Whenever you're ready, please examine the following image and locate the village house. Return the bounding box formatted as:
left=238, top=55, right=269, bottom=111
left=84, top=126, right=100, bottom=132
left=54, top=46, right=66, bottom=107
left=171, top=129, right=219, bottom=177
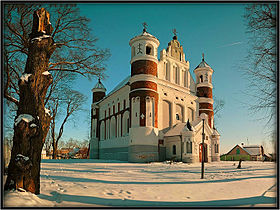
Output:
left=221, top=144, right=265, bottom=161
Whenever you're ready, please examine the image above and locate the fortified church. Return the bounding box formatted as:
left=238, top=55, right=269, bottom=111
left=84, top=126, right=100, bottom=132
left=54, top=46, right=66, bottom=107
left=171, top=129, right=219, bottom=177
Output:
left=89, top=25, right=220, bottom=163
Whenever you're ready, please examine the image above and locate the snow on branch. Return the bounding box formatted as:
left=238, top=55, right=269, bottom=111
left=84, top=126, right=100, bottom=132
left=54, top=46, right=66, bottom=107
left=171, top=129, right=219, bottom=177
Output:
left=45, top=108, right=51, bottom=116
left=42, top=71, right=51, bottom=75
left=15, top=154, right=29, bottom=162
left=15, top=114, right=34, bottom=126
left=31, top=35, right=51, bottom=43
left=30, top=123, right=37, bottom=128
left=20, top=74, right=32, bottom=83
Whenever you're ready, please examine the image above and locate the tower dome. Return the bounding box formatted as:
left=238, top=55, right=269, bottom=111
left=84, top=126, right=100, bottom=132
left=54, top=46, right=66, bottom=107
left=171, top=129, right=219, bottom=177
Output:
left=92, top=78, right=106, bottom=103
left=129, top=23, right=160, bottom=64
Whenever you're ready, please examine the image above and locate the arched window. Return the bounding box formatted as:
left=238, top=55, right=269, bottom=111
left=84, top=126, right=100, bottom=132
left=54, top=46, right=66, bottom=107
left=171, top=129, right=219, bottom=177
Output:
left=100, top=121, right=105, bottom=140
left=175, top=66, right=180, bottom=84
left=200, top=75, right=203, bottom=83
left=146, top=45, right=152, bottom=55
left=165, top=62, right=170, bottom=81
left=162, top=100, right=171, bottom=129
left=183, top=71, right=187, bottom=87
left=122, top=111, right=130, bottom=136
left=110, top=117, right=116, bottom=138
left=188, top=107, right=194, bottom=121
left=173, top=145, right=176, bottom=155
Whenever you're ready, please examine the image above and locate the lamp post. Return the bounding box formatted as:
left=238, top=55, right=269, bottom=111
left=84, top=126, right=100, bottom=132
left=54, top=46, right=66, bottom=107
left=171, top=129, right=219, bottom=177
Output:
left=200, top=113, right=207, bottom=179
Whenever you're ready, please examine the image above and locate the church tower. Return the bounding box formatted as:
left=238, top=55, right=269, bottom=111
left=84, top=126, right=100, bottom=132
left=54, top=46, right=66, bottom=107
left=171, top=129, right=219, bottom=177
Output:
left=128, top=23, right=160, bottom=162
left=194, top=54, right=214, bottom=128
left=89, top=78, right=106, bottom=159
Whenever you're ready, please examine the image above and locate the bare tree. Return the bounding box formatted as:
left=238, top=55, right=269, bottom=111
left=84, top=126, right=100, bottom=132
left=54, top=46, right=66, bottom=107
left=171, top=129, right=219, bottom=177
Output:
left=49, top=90, right=86, bottom=159
left=213, top=96, right=225, bottom=128
left=4, top=4, right=109, bottom=123
left=43, top=132, right=52, bottom=157
left=4, top=8, right=56, bottom=194
left=3, top=4, right=109, bottom=194
left=243, top=4, right=276, bottom=129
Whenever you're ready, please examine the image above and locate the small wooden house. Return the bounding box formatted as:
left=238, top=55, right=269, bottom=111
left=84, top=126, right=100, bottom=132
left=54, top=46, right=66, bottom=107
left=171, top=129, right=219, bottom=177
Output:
left=221, top=144, right=264, bottom=161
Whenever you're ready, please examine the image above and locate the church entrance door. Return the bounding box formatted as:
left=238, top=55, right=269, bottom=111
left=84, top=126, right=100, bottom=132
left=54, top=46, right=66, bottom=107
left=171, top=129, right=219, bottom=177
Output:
left=199, top=143, right=208, bottom=162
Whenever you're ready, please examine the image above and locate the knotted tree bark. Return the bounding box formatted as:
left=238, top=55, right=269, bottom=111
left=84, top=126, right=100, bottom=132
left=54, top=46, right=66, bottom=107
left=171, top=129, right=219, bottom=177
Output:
left=4, top=8, right=56, bottom=194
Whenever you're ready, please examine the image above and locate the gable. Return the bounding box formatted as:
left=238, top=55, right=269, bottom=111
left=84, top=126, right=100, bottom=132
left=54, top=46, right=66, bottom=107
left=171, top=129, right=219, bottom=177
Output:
left=227, top=145, right=250, bottom=156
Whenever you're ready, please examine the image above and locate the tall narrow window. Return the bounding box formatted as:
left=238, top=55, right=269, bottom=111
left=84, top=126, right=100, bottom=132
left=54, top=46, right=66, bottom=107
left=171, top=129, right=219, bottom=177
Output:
left=146, top=46, right=152, bottom=55
left=173, top=145, right=176, bottom=155
left=184, top=71, right=187, bottom=87
left=165, top=62, right=170, bottom=81
left=200, top=75, right=203, bottom=83
left=187, top=141, right=192, bottom=153
left=175, top=66, right=180, bottom=84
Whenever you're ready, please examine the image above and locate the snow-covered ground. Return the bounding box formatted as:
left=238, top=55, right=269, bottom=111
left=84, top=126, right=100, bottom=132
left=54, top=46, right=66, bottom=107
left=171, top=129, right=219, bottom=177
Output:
left=3, top=160, right=277, bottom=207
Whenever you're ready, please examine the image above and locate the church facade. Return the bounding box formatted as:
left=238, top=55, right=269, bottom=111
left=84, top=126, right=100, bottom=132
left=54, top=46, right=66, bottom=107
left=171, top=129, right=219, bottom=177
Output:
left=89, top=27, right=220, bottom=163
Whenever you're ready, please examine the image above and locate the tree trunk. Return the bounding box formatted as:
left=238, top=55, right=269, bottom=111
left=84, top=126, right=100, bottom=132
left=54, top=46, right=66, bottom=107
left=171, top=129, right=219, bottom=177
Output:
left=4, top=8, right=56, bottom=194
left=52, top=141, right=58, bottom=159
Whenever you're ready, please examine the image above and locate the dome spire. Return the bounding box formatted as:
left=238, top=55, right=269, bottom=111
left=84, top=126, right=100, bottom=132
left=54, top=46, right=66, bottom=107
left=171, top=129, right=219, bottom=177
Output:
left=202, top=52, right=205, bottom=61
left=142, top=22, right=148, bottom=33
left=172, top=28, right=178, bottom=40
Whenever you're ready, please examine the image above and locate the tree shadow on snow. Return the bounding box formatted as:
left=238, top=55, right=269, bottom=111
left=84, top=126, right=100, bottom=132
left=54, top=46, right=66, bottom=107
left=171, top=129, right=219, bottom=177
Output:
left=38, top=191, right=276, bottom=207
left=144, top=167, right=276, bottom=174
left=40, top=174, right=276, bottom=185
left=42, top=168, right=109, bottom=174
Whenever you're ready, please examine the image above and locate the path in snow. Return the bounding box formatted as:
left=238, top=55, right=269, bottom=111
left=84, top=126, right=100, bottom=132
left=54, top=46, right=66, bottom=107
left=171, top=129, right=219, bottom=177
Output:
left=3, top=160, right=277, bottom=207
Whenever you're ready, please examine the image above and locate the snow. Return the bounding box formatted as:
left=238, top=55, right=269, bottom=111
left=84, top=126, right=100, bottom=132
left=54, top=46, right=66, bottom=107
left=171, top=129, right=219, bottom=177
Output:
left=31, top=35, right=51, bottom=42
left=15, top=154, right=29, bottom=162
left=15, top=114, right=34, bottom=126
left=30, top=123, right=37, bottom=128
left=42, top=71, right=51, bottom=75
left=45, top=108, right=51, bottom=116
left=3, top=160, right=277, bottom=207
left=4, top=190, right=55, bottom=207
left=20, top=73, right=32, bottom=82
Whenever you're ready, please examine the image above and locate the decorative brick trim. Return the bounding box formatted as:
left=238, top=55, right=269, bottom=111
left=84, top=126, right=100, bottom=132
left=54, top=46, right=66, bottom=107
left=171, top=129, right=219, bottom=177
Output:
left=199, top=103, right=213, bottom=110
left=197, top=87, right=213, bottom=98
left=131, top=60, right=157, bottom=76
left=130, top=81, right=157, bottom=91
left=129, top=90, right=158, bottom=128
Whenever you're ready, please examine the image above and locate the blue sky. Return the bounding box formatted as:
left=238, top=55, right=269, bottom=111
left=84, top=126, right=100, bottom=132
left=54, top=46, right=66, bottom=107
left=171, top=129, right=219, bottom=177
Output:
left=59, top=3, right=274, bottom=154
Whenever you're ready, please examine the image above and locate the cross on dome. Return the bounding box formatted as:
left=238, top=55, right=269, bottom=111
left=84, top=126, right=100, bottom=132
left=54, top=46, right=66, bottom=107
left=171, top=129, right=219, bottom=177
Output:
left=142, top=22, right=148, bottom=32
left=173, top=28, right=177, bottom=36
left=202, top=53, right=205, bottom=61
left=172, top=28, right=178, bottom=40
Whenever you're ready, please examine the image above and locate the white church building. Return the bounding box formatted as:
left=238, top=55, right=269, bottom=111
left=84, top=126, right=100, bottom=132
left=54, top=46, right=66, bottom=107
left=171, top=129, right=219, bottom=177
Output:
left=89, top=26, right=220, bottom=163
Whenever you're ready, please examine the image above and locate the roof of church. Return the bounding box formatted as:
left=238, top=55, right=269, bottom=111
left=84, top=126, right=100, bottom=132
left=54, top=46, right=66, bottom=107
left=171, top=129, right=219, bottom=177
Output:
left=212, top=128, right=220, bottom=136
left=131, top=30, right=158, bottom=41
left=107, top=75, right=130, bottom=96
left=164, top=122, right=186, bottom=137
left=195, top=60, right=211, bottom=69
